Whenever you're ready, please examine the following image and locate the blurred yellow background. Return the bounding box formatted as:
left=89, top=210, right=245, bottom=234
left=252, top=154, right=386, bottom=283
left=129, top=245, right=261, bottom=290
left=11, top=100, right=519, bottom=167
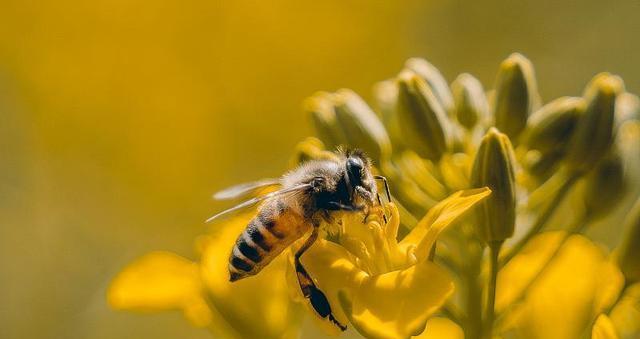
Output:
left=0, top=1, right=638, bottom=338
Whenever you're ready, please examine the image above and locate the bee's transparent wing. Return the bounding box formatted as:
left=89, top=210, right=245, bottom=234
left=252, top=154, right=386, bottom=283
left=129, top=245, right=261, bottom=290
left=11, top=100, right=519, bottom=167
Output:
left=205, top=183, right=312, bottom=223
left=213, top=178, right=282, bottom=200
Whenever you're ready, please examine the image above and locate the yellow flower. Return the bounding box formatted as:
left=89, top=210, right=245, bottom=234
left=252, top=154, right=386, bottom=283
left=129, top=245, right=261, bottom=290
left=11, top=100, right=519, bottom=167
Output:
left=291, top=188, right=491, bottom=339
left=108, top=213, right=302, bottom=339
left=592, top=314, right=620, bottom=339
left=496, top=232, right=625, bottom=339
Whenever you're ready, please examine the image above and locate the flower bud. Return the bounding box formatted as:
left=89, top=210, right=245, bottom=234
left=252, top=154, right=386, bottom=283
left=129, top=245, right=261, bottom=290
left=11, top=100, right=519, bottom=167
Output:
left=582, top=152, right=626, bottom=219
left=306, top=90, right=392, bottom=161
left=374, top=80, right=406, bottom=152
left=333, top=89, right=392, bottom=161
left=470, top=128, right=517, bottom=243
left=614, top=92, right=640, bottom=131
left=451, top=73, right=490, bottom=130
left=493, top=53, right=539, bottom=141
left=617, top=198, right=640, bottom=283
left=566, top=73, right=624, bottom=173
left=395, top=70, right=451, bottom=161
left=525, top=97, right=583, bottom=154
left=306, top=92, right=348, bottom=150
left=405, top=58, right=454, bottom=115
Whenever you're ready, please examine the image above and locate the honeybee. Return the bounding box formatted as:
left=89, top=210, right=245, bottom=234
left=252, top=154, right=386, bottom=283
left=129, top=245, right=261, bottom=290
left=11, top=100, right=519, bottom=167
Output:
left=206, top=149, right=391, bottom=331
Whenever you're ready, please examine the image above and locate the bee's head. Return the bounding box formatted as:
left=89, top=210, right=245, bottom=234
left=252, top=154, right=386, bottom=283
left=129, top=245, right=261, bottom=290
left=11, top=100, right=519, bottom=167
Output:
left=344, top=150, right=376, bottom=203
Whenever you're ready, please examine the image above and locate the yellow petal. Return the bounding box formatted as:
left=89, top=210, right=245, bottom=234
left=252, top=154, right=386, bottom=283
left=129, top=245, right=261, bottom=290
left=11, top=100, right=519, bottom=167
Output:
left=200, top=213, right=302, bottom=339
left=592, top=314, right=620, bottom=339
left=609, top=283, right=640, bottom=339
left=299, top=238, right=370, bottom=333
left=497, top=232, right=625, bottom=339
left=401, top=187, right=491, bottom=261
left=107, top=251, right=212, bottom=327
left=412, top=317, right=464, bottom=339
left=346, top=260, right=454, bottom=339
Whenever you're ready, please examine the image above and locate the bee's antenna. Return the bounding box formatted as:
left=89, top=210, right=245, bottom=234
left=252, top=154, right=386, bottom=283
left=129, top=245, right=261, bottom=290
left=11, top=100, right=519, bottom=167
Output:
left=376, top=193, right=388, bottom=224
left=374, top=175, right=391, bottom=203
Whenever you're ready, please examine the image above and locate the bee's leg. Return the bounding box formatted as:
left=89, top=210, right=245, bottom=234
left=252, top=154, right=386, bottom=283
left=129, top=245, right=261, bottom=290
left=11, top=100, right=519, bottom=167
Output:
left=295, top=227, right=347, bottom=331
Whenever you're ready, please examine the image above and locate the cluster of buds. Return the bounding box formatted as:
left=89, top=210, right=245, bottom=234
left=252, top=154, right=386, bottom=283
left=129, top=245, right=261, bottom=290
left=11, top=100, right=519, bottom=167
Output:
left=306, top=53, right=640, bottom=338
left=108, top=53, right=640, bottom=339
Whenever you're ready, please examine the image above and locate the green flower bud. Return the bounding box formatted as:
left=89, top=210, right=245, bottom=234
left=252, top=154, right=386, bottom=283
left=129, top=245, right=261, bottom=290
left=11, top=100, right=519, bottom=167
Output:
left=306, top=90, right=392, bottom=161
left=451, top=73, right=489, bottom=130
left=582, top=152, right=626, bottom=219
left=471, top=128, right=517, bottom=243
left=525, top=97, right=583, bottom=154
left=374, top=80, right=406, bottom=152
left=566, top=73, right=624, bottom=173
left=306, top=92, right=348, bottom=150
left=396, top=70, right=451, bottom=161
left=405, top=58, right=454, bottom=115
left=493, top=53, right=539, bottom=141
left=333, top=89, right=392, bottom=161
left=617, top=198, right=640, bottom=283
left=615, top=92, right=640, bottom=131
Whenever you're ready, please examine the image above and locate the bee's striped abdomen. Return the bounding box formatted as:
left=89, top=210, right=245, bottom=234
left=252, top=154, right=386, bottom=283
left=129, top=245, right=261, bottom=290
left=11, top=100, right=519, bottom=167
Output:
left=228, top=199, right=311, bottom=282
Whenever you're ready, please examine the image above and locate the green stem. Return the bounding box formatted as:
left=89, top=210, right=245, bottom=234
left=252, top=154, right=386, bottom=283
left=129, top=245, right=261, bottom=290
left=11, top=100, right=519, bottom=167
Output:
left=500, top=174, right=579, bottom=266
left=464, top=244, right=483, bottom=339
left=484, top=241, right=502, bottom=339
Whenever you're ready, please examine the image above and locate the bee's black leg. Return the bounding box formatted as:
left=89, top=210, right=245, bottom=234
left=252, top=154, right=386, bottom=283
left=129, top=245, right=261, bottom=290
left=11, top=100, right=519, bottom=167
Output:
left=295, top=227, right=347, bottom=331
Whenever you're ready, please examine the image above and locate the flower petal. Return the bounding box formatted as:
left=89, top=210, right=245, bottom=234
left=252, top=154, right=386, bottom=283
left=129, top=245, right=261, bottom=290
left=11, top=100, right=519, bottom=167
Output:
left=592, top=314, right=620, bottom=339
left=412, top=317, right=464, bottom=339
left=298, top=238, right=369, bottom=333
left=401, top=187, right=491, bottom=261
left=497, top=232, right=625, bottom=339
left=609, top=283, right=640, bottom=339
left=346, top=260, right=454, bottom=339
left=107, top=251, right=212, bottom=327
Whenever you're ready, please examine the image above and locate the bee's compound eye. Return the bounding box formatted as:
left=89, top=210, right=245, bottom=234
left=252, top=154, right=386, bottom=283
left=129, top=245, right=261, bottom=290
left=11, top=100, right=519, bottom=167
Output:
left=311, top=177, right=325, bottom=188
left=347, top=157, right=364, bottom=173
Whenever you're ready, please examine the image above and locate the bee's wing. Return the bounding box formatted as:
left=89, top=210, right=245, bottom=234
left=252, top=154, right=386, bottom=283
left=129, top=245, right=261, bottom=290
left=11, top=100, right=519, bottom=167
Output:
left=205, top=183, right=312, bottom=223
left=213, top=178, right=282, bottom=200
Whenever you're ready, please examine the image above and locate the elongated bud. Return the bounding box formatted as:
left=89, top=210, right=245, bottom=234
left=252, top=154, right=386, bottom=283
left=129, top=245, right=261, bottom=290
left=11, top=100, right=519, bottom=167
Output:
left=451, top=73, right=489, bottom=129
left=374, top=80, right=406, bottom=152
left=617, top=198, right=640, bottom=283
left=306, top=90, right=392, bottom=161
left=582, top=152, right=626, bottom=219
left=566, top=73, right=624, bottom=173
left=471, top=128, right=517, bottom=243
left=405, top=58, right=455, bottom=115
left=614, top=92, right=640, bottom=131
left=333, top=89, right=392, bottom=160
left=396, top=70, right=450, bottom=161
left=306, top=92, right=348, bottom=150
left=493, top=53, right=539, bottom=141
left=525, top=97, right=583, bottom=154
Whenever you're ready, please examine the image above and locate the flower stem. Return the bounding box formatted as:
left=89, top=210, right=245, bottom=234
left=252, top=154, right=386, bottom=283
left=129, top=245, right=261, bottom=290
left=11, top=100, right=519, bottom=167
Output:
left=465, top=254, right=483, bottom=339
left=484, top=241, right=502, bottom=339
